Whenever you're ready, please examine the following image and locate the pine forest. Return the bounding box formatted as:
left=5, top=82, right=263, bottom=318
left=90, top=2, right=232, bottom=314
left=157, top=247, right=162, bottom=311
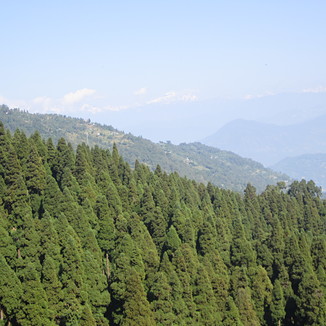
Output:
left=0, top=120, right=325, bottom=326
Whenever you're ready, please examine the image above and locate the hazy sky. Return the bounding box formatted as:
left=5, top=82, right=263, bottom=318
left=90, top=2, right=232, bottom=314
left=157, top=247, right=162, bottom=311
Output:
left=1, top=1, right=326, bottom=142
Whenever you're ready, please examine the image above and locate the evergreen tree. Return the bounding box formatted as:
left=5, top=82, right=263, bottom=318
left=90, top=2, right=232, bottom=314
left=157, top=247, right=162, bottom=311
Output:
left=270, top=279, right=286, bottom=326
left=128, top=213, right=160, bottom=288
left=82, top=250, right=111, bottom=323
left=12, top=129, right=29, bottom=168
left=147, top=206, right=168, bottom=252
left=222, top=296, right=244, bottom=326
left=230, top=212, right=256, bottom=268
left=25, top=144, right=46, bottom=215
left=159, top=252, right=190, bottom=324
left=296, top=270, right=326, bottom=325
left=0, top=224, right=16, bottom=267
left=0, top=255, right=22, bottom=324
left=41, top=255, right=63, bottom=323
left=43, top=174, right=64, bottom=218
left=121, top=268, right=156, bottom=326
left=235, top=287, right=260, bottom=326
left=94, top=194, right=116, bottom=258
left=193, top=265, right=221, bottom=325
left=60, top=234, right=87, bottom=324
left=164, top=225, right=182, bottom=258
left=29, top=131, right=47, bottom=162
left=16, top=262, right=53, bottom=326
left=149, top=271, right=176, bottom=325
left=249, top=266, right=273, bottom=324
left=80, top=304, right=97, bottom=326
left=46, top=138, right=56, bottom=170
left=52, top=138, right=74, bottom=187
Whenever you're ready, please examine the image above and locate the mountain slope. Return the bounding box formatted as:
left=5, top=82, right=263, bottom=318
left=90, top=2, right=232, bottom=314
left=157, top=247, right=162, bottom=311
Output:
left=0, top=105, right=290, bottom=192
left=202, top=116, right=326, bottom=166
left=272, top=153, right=326, bottom=191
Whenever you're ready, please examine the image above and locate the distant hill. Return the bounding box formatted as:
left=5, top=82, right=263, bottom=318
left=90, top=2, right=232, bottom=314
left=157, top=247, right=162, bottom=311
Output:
left=202, top=116, right=326, bottom=166
left=0, top=104, right=290, bottom=192
left=272, top=153, right=326, bottom=191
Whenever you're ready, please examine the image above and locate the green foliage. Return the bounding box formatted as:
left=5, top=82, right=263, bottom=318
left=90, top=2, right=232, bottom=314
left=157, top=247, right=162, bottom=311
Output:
left=0, top=255, right=22, bottom=321
left=149, top=271, right=176, bottom=325
left=296, top=271, right=326, bottom=325
left=121, top=268, right=155, bottom=326
left=80, top=304, right=97, bottom=326
left=0, top=119, right=325, bottom=325
left=16, top=262, right=53, bottom=326
left=235, top=287, right=260, bottom=326
left=270, top=279, right=286, bottom=326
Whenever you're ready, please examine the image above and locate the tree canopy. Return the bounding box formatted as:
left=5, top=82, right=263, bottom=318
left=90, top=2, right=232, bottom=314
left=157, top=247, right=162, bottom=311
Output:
left=0, top=121, right=325, bottom=325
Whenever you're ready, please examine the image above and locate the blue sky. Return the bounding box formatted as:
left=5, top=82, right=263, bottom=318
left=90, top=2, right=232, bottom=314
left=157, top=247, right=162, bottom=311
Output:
left=1, top=1, right=326, bottom=142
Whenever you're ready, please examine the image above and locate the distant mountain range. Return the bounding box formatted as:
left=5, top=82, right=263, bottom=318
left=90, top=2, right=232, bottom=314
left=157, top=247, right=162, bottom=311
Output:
left=202, top=116, right=326, bottom=166
left=0, top=105, right=290, bottom=192
left=272, top=153, right=326, bottom=191
left=77, top=91, right=326, bottom=144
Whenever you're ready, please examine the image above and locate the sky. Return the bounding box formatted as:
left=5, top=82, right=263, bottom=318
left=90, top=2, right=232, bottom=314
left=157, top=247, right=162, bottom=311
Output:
left=1, top=1, right=326, bottom=143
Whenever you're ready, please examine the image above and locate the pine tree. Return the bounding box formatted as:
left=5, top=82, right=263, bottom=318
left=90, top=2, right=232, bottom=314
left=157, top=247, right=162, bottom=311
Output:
left=149, top=271, right=176, bottom=325
left=197, top=219, right=217, bottom=256
left=0, top=121, right=10, bottom=177
left=230, top=212, right=256, bottom=268
left=52, top=138, right=74, bottom=187
left=172, top=246, right=197, bottom=320
left=222, top=296, right=244, bottom=326
left=12, top=129, right=29, bottom=168
left=296, top=270, right=326, bottom=325
left=82, top=250, right=111, bottom=323
left=25, top=144, right=46, bottom=215
left=159, top=252, right=190, bottom=324
left=46, top=138, right=56, bottom=170
left=60, top=234, right=87, bottom=324
left=0, top=224, right=16, bottom=267
left=164, top=225, right=181, bottom=258
left=0, top=255, right=22, bottom=324
left=201, top=253, right=229, bottom=315
left=128, top=213, right=160, bottom=288
left=29, top=131, right=47, bottom=162
left=121, top=268, right=156, bottom=326
left=41, top=255, right=63, bottom=323
left=193, top=264, right=221, bottom=325
left=249, top=265, right=273, bottom=324
left=235, top=287, right=260, bottom=326
left=16, top=262, right=54, bottom=326
left=108, top=143, right=121, bottom=185
left=4, top=145, right=29, bottom=213
left=80, top=304, right=97, bottom=326
left=43, top=174, right=64, bottom=218
left=147, top=206, right=168, bottom=252
left=270, top=279, right=285, bottom=326
left=94, top=194, right=116, bottom=254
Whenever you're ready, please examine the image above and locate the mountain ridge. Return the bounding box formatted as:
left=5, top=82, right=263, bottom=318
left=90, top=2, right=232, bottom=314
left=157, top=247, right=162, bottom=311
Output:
left=202, top=115, right=326, bottom=166
left=0, top=104, right=290, bottom=192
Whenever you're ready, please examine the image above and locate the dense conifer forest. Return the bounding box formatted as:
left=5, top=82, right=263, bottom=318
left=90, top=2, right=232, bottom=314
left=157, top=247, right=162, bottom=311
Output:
left=0, top=120, right=325, bottom=325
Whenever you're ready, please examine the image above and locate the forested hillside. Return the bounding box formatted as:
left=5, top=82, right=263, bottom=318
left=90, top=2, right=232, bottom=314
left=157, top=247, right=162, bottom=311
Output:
left=0, top=121, right=325, bottom=325
left=0, top=105, right=290, bottom=192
